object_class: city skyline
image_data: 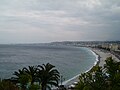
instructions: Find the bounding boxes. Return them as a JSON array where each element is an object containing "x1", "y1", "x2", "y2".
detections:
[{"x1": 0, "y1": 0, "x2": 120, "y2": 44}]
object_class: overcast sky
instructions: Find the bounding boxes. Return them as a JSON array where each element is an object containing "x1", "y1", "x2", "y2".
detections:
[{"x1": 0, "y1": 0, "x2": 120, "y2": 44}]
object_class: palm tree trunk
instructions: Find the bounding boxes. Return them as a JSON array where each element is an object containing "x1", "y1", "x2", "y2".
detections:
[
  {"x1": 41, "y1": 84, "x2": 46, "y2": 90},
  {"x1": 21, "y1": 85, "x2": 26, "y2": 90},
  {"x1": 31, "y1": 80, "x2": 34, "y2": 85}
]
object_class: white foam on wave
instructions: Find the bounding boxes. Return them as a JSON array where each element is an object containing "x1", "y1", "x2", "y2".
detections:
[
  {"x1": 89, "y1": 49, "x2": 99, "y2": 65},
  {"x1": 63, "y1": 48, "x2": 99, "y2": 86},
  {"x1": 62, "y1": 74, "x2": 80, "y2": 85}
]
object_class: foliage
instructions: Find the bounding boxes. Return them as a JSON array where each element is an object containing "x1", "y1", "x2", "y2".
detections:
[
  {"x1": 18, "y1": 73, "x2": 32, "y2": 90},
  {"x1": 37, "y1": 63, "x2": 60, "y2": 90},
  {"x1": 12, "y1": 68, "x2": 32, "y2": 90},
  {"x1": 76, "y1": 65, "x2": 107, "y2": 90},
  {"x1": 0, "y1": 79, "x2": 19, "y2": 90},
  {"x1": 76, "y1": 57, "x2": 120, "y2": 90},
  {"x1": 29, "y1": 84, "x2": 40, "y2": 90},
  {"x1": 104, "y1": 57, "x2": 120, "y2": 90},
  {"x1": 11, "y1": 63, "x2": 60, "y2": 90},
  {"x1": 23, "y1": 66, "x2": 38, "y2": 84}
]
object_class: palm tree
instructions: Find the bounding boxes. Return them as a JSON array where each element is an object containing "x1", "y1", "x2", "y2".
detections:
[
  {"x1": 37, "y1": 63, "x2": 60, "y2": 90},
  {"x1": 104, "y1": 57, "x2": 118, "y2": 77},
  {"x1": 12, "y1": 68, "x2": 26, "y2": 84},
  {"x1": 104, "y1": 57, "x2": 120, "y2": 89},
  {"x1": 76, "y1": 65, "x2": 107, "y2": 90},
  {"x1": 12, "y1": 66, "x2": 38, "y2": 85},
  {"x1": 23, "y1": 66, "x2": 38, "y2": 84},
  {"x1": 18, "y1": 73, "x2": 32, "y2": 90},
  {"x1": 12, "y1": 68, "x2": 31, "y2": 90}
]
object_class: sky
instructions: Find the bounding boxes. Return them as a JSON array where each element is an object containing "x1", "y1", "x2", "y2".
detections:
[{"x1": 0, "y1": 0, "x2": 120, "y2": 44}]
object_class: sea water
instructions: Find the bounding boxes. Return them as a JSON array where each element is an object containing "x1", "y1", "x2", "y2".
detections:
[{"x1": 0, "y1": 44, "x2": 96, "y2": 82}]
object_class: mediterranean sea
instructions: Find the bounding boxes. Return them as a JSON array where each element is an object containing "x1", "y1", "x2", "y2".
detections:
[{"x1": 0, "y1": 44, "x2": 96, "y2": 82}]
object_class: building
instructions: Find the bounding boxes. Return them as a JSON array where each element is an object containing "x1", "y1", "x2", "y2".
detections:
[{"x1": 109, "y1": 44, "x2": 119, "y2": 51}]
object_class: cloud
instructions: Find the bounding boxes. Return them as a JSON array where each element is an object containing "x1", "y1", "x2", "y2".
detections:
[{"x1": 0, "y1": 0, "x2": 120, "y2": 43}]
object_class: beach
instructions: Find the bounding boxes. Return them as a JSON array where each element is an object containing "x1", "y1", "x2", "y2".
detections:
[
  {"x1": 64, "y1": 47, "x2": 120, "y2": 88},
  {"x1": 92, "y1": 48, "x2": 120, "y2": 67}
]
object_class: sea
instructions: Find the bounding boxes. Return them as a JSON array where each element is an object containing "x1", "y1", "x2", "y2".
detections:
[{"x1": 0, "y1": 44, "x2": 97, "y2": 83}]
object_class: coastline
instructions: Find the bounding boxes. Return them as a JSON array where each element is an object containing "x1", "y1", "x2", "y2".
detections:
[
  {"x1": 92, "y1": 48, "x2": 119, "y2": 67},
  {"x1": 64, "y1": 47, "x2": 120, "y2": 88},
  {"x1": 63, "y1": 47, "x2": 99, "y2": 87}
]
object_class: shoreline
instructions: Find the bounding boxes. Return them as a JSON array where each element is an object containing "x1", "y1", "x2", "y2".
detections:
[
  {"x1": 64, "y1": 47, "x2": 120, "y2": 88},
  {"x1": 92, "y1": 48, "x2": 119, "y2": 67},
  {"x1": 63, "y1": 47, "x2": 99, "y2": 87}
]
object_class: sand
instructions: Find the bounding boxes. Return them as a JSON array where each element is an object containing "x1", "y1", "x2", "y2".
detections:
[{"x1": 92, "y1": 48, "x2": 119, "y2": 67}]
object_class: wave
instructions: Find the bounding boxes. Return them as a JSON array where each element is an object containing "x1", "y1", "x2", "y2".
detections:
[{"x1": 89, "y1": 49, "x2": 99, "y2": 65}]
